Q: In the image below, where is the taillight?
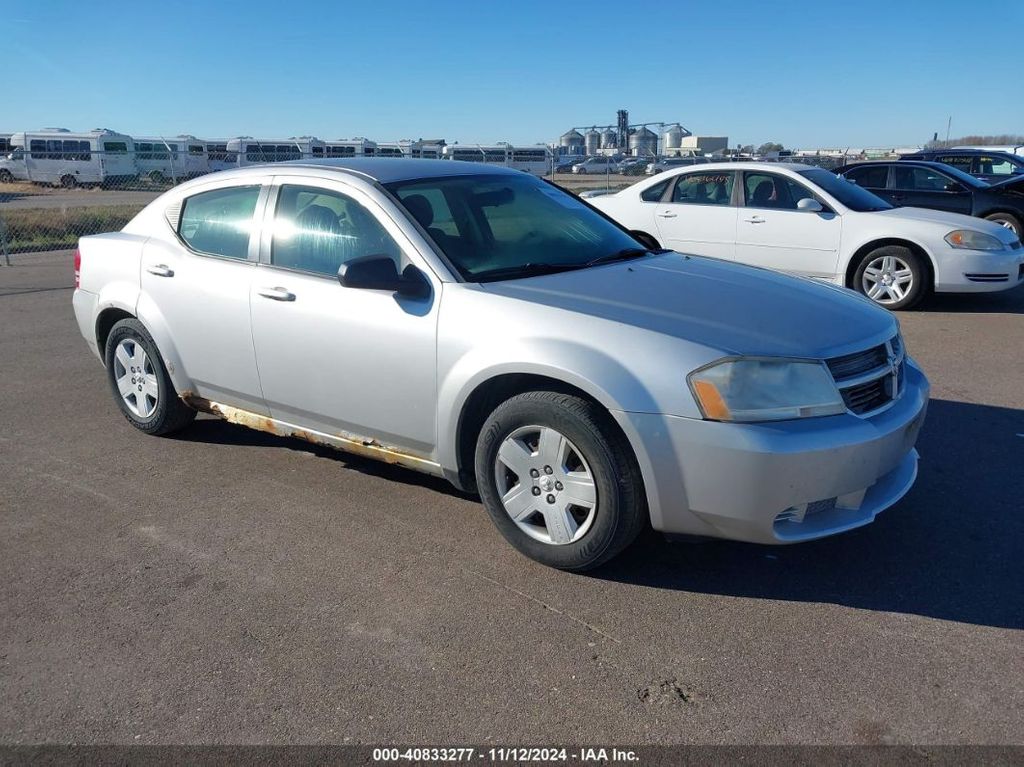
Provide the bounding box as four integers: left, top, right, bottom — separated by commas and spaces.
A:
74, 248, 81, 288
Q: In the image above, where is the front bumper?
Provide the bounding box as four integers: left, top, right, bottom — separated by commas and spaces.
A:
613, 359, 929, 545
934, 244, 1024, 293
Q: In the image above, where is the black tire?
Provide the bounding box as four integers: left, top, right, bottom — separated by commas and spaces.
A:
104, 318, 196, 436
60, 174, 77, 189
576, 168, 586, 175
475, 391, 647, 571
0, 169, 13, 184
851, 245, 927, 311
983, 212, 1021, 238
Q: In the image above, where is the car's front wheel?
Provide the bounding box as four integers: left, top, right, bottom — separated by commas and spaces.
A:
852, 245, 926, 310
104, 318, 196, 436
475, 391, 646, 571
984, 212, 1021, 237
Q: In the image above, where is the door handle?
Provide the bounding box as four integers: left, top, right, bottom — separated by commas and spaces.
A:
657, 211, 677, 218
744, 216, 765, 224
146, 264, 174, 277
257, 286, 296, 302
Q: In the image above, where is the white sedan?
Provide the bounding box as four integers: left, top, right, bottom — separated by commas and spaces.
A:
588, 162, 1024, 309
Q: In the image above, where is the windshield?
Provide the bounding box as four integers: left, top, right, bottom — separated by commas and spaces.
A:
386, 174, 648, 282
799, 168, 893, 212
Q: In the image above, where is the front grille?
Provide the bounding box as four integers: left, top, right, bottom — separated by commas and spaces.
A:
826, 345, 887, 380
826, 335, 904, 416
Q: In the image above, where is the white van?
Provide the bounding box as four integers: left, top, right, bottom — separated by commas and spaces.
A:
0, 128, 136, 187
133, 135, 209, 183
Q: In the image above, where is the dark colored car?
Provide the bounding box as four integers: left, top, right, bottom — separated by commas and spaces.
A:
836, 160, 1024, 237
899, 149, 1024, 183
554, 157, 583, 173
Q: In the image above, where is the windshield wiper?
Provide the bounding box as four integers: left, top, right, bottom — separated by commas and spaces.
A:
585, 247, 667, 267
474, 262, 586, 282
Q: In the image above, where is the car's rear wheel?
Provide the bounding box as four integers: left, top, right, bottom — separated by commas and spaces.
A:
853, 245, 926, 310
60, 174, 77, 189
104, 318, 196, 436
984, 212, 1021, 237
475, 391, 646, 571
0, 169, 13, 183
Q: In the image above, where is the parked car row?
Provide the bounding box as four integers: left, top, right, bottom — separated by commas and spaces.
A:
72, 157, 931, 571
588, 162, 1024, 310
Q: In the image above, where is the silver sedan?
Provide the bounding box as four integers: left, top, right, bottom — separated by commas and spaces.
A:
72, 159, 928, 570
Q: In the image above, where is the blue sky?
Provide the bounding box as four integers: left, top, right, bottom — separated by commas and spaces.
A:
3, 0, 1022, 149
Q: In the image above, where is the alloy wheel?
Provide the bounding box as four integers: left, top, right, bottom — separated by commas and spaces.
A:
862, 254, 914, 305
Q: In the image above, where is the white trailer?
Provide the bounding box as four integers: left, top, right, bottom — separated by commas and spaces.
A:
0, 128, 136, 187
133, 135, 209, 182
226, 136, 325, 167
441, 144, 551, 175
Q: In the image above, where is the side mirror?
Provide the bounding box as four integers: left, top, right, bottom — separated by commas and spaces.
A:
630, 230, 661, 250
797, 198, 823, 212
337, 255, 430, 299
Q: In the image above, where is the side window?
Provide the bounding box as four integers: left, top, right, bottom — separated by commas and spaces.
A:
976, 156, 1016, 176
937, 155, 973, 172
845, 165, 889, 189
640, 179, 671, 202
670, 172, 734, 205
271, 185, 402, 276
179, 185, 261, 259
742, 173, 813, 210
893, 166, 955, 191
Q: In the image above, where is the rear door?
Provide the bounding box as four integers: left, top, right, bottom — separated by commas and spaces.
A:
652, 169, 738, 260
140, 179, 271, 414
734, 170, 842, 279
891, 165, 973, 215
844, 164, 893, 203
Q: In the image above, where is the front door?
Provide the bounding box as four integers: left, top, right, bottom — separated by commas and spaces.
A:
652, 169, 738, 260
140, 181, 269, 414
248, 179, 438, 455
734, 171, 842, 280
891, 165, 973, 215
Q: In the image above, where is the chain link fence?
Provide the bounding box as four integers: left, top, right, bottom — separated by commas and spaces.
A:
0, 142, 876, 268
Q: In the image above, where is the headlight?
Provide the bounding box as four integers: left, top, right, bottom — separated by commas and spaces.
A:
945, 229, 1005, 251
688, 358, 846, 422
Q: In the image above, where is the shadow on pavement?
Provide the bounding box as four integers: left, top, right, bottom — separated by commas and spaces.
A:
592, 398, 1024, 630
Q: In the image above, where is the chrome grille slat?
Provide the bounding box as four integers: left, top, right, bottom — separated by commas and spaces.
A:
826, 335, 904, 417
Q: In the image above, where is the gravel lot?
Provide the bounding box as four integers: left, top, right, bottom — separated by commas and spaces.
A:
1, 251, 1022, 745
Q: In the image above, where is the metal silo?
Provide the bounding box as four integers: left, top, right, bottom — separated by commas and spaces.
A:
559, 129, 584, 153
600, 128, 617, 149
663, 124, 684, 151
584, 129, 601, 156
629, 127, 658, 157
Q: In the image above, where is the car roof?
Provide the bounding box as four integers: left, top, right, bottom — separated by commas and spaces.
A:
672, 161, 817, 173
208, 157, 525, 184
912, 148, 1014, 156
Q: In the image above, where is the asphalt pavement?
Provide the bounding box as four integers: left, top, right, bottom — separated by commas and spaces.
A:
1, 251, 1021, 745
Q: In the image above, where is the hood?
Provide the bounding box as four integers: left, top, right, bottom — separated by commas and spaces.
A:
874, 206, 1019, 246
986, 175, 1024, 194
482, 253, 896, 359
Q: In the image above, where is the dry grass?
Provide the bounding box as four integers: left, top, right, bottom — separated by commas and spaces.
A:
0, 205, 143, 253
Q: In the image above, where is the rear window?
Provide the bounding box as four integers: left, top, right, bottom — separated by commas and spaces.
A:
178, 185, 260, 259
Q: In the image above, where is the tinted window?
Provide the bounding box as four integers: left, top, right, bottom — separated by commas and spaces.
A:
743, 172, 815, 210
893, 166, 958, 191
271, 185, 402, 276
936, 155, 974, 172
179, 185, 260, 259
103, 142, 128, 154
845, 165, 889, 189
640, 178, 670, 202
671, 172, 734, 205
387, 174, 643, 282
797, 168, 892, 212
